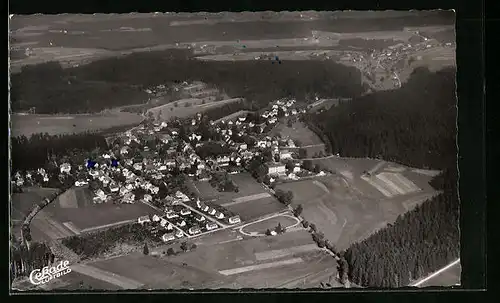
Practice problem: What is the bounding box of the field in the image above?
[146,98,243,121]
[276,158,439,250]
[11,109,144,137]
[398,46,456,83]
[39,269,122,291]
[241,215,300,235]
[29,187,161,241]
[193,173,285,221]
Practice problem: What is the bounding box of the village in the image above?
[12,89,331,246]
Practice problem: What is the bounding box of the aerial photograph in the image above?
[9,10,459,291]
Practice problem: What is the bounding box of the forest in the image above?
[10,49,366,114]
[11,132,109,172]
[343,168,459,288]
[306,66,457,170]
[10,242,54,280]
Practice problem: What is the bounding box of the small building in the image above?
[206,222,218,231]
[215,212,225,219]
[178,220,187,227]
[166,223,174,230]
[228,215,241,225]
[175,230,184,238]
[188,226,201,235]
[208,208,216,216]
[60,163,71,174]
[138,216,151,224]
[166,211,179,219]
[143,194,153,203]
[267,163,286,176]
[159,218,168,227]
[162,233,176,242]
[201,205,210,212]
[280,150,293,160]
[152,214,161,222]
[180,209,192,216]
[196,215,206,222]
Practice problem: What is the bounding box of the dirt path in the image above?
[70,263,144,289]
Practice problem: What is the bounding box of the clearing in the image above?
[11,108,144,137]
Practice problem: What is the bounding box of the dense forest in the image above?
[11,50,366,114]
[11,132,109,172]
[343,168,459,288]
[307,66,457,170]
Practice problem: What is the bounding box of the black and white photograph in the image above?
[9,10,460,291]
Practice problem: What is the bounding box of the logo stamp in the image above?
[29,260,72,285]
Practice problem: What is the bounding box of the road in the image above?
[177,201,229,228]
[410,258,460,287]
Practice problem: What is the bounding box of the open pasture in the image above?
[272,121,324,147]
[279,169,439,251]
[11,109,144,138]
[225,197,286,221]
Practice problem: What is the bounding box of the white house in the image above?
[143,194,153,203]
[133,163,143,171]
[160,218,168,227]
[201,205,210,212]
[175,230,184,238]
[196,215,206,222]
[180,209,192,216]
[206,222,218,231]
[110,183,120,193]
[152,214,161,222]
[216,212,225,219]
[166,211,179,219]
[239,143,248,151]
[166,223,174,230]
[138,215,151,224]
[60,163,71,174]
[188,226,201,235]
[208,208,216,215]
[178,220,187,227]
[228,215,241,225]
[280,150,293,160]
[122,192,135,204]
[75,180,88,187]
[162,233,176,242]
[267,163,286,175]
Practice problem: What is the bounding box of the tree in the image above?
[265,229,272,236]
[294,204,303,217]
[310,223,317,232]
[174,101,179,107]
[302,160,313,171]
[167,248,175,256]
[302,220,310,228]
[180,242,188,252]
[275,223,285,234]
[191,243,197,250]
[313,164,321,173]
[143,243,149,255]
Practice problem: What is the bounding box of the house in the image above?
[143,194,153,203]
[94,189,107,201]
[208,208,216,216]
[228,215,241,225]
[133,163,143,171]
[180,209,192,216]
[122,193,135,204]
[60,163,71,174]
[120,187,130,196]
[206,222,218,231]
[196,215,206,222]
[152,214,161,222]
[110,183,120,193]
[166,211,179,219]
[239,143,248,151]
[178,220,187,227]
[175,230,184,238]
[160,218,168,227]
[166,223,174,230]
[280,150,293,160]
[267,163,286,175]
[162,233,176,242]
[216,156,230,167]
[138,216,151,224]
[188,226,201,235]
[216,212,225,219]
[74,180,88,187]
[293,165,301,173]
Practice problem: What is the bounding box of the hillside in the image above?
[306,66,457,170]
[11,49,366,114]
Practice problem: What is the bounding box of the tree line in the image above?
[11,50,367,114]
[11,132,109,172]
[307,67,457,170]
[342,168,459,288]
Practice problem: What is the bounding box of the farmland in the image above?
[30,187,161,241]
[275,158,440,251]
[11,109,144,137]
